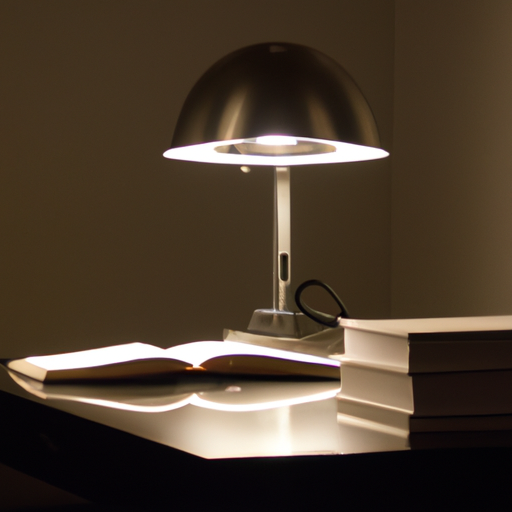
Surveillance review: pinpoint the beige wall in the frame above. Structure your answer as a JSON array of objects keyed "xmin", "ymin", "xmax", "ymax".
[
  {"xmin": 392, "ymin": 0, "xmax": 512, "ymax": 317},
  {"xmin": 5, "ymin": 0, "xmax": 510, "ymax": 360},
  {"xmin": 0, "ymin": 0, "xmax": 394, "ymax": 357}
]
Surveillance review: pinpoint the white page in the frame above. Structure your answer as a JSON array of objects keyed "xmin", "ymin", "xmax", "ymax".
[
  {"xmin": 23, "ymin": 342, "xmax": 165, "ymax": 371},
  {"xmin": 165, "ymin": 341, "xmax": 341, "ymax": 367}
]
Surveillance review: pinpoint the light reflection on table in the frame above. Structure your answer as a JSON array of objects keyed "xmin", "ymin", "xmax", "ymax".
[{"xmin": 2, "ymin": 368, "xmax": 409, "ymax": 459}]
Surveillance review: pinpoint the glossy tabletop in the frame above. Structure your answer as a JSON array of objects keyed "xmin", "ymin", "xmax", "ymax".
[{"xmin": 0, "ymin": 366, "xmax": 511, "ymax": 510}]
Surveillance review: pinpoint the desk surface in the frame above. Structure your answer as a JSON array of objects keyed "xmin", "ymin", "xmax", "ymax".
[{"xmin": 1, "ymin": 367, "xmax": 511, "ymax": 510}]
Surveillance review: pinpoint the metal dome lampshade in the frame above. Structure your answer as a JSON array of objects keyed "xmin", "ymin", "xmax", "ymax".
[{"xmin": 164, "ymin": 42, "xmax": 388, "ymax": 339}]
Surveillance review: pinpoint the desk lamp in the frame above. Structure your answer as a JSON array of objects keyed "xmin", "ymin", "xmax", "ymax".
[{"xmin": 164, "ymin": 43, "xmax": 388, "ymax": 340}]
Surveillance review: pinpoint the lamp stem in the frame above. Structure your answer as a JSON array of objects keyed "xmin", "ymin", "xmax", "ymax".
[
  {"xmin": 244, "ymin": 167, "xmax": 323, "ymax": 338},
  {"xmin": 273, "ymin": 166, "xmax": 295, "ymax": 312}
]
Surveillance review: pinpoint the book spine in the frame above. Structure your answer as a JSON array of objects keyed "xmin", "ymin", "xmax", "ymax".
[
  {"xmin": 411, "ymin": 369, "xmax": 512, "ymax": 416},
  {"xmin": 341, "ymin": 327, "xmax": 512, "ymax": 373},
  {"xmin": 410, "ymin": 414, "xmax": 512, "ymax": 432},
  {"xmin": 409, "ymin": 338, "xmax": 512, "ymax": 373}
]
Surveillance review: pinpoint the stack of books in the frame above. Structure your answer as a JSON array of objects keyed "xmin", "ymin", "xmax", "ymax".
[{"xmin": 332, "ymin": 315, "xmax": 512, "ymax": 447}]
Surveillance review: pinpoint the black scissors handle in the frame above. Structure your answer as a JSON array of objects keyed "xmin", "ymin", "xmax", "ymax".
[{"xmin": 295, "ymin": 279, "xmax": 350, "ymax": 328}]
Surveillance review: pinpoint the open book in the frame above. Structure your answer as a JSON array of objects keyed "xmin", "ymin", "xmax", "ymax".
[{"xmin": 5, "ymin": 340, "xmax": 340, "ymax": 382}]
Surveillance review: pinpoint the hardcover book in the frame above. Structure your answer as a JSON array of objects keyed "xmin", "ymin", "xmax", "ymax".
[
  {"xmin": 338, "ymin": 361, "xmax": 512, "ymax": 417},
  {"xmin": 335, "ymin": 315, "xmax": 512, "ymax": 373}
]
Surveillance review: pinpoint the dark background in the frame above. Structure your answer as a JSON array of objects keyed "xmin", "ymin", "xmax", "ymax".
[
  {"xmin": 3, "ymin": 1, "xmax": 512, "ymax": 508},
  {"xmin": 0, "ymin": 0, "xmax": 393, "ymax": 358}
]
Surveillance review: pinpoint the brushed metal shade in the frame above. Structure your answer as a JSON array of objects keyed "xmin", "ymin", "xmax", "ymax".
[{"xmin": 164, "ymin": 42, "xmax": 388, "ymax": 166}]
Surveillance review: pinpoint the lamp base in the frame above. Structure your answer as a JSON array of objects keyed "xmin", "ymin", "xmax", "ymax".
[
  {"xmin": 223, "ymin": 321, "xmax": 344, "ymax": 359},
  {"xmin": 248, "ymin": 309, "xmax": 325, "ymax": 339},
  {"xmin": 223, "ymin": 304, "xmax": 344, "ymax": 357}
]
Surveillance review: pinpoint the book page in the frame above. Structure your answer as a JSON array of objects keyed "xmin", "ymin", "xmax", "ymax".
[
  {"xmin": 165, "ymin": 341, "xmax": 341, "ymax": 368},
  {"xmin": 20, "ymin": 342, "xmax": 165, "ymax": 371},
  {"xmin": 202, "ymin": 355, "xmax": 340, "ymax": 379}
]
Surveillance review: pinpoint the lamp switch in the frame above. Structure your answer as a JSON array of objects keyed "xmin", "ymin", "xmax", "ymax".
[{"xmin": 279, "ymin": 252, "xmax": 289, "ymax": 282}]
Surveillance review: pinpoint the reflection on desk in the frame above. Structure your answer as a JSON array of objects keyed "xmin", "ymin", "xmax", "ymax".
[
  {"xmin": 6, "ymin": 369, "xmax": 342, "ymax": 459},
  {"xmin": 2, "ymin": 366, "xmax": 512, "ymax": 511},
  {"xmin": 3, "ymin": 366, "xmax": 512, "ymax": 460}
]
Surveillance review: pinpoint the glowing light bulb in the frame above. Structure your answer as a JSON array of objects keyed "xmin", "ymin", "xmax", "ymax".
[{"xmin": 255, "ymin": 135, "xmax": 298, "ymax": 146}]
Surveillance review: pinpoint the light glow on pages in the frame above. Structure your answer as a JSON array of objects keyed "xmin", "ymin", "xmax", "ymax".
[{"xmin": 21, "ymin": 341, "xmax": 340, "ymax": 372}]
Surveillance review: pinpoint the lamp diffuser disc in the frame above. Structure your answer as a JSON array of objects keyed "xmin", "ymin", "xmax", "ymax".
[{"xmin": 164, "ymin": 43, "xmax": 388, "ymax": 166}]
